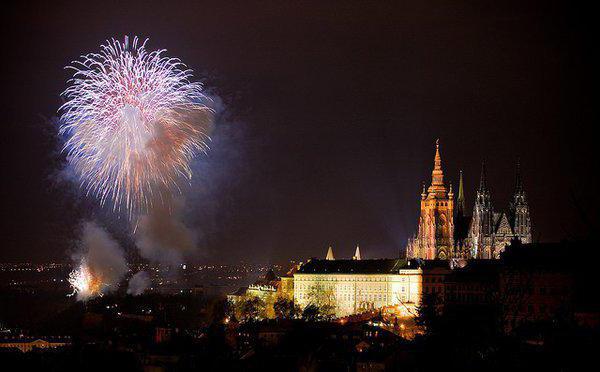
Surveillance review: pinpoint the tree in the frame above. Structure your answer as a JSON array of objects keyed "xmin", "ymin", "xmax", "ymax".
[
  {"xmin": 237, "ymin": 296, "xmax": 265, "ymax": 322},
  {"xmin": 305, "ymin": 283, "xmax": 336, "ymax": 320},
  {"xmin": 273, "ymin": 297, "xmax": 297, "ymax": 319},
  {"xmin": 415, "ymin": 292, "xmax": 441, "ymax": 335},
  {"xmin": 301, "ymin": 304, "xmax": 321, "ymax": 322},
  {"xmin": 207, "ymin": 297, "xmax": 230, "ymax": 325}
]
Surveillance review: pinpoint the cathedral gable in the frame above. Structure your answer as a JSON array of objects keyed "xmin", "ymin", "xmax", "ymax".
[{"xmin": 495, "ymin": 213, "xmax": 513, "ymax": 236}]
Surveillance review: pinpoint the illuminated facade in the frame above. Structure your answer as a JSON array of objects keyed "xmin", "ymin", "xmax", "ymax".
[
  {"xmin": 293, "ymin": 248, "xmax": 422, "ymax": 318},
  {"xmin": 406, "ymin": 140, "xmax": 455, "ymax": 259},
  {"xmin": 464, "ymin": 161, "xmax": 532, "ymax": 259},
  {"xmin": 407, "ymin": 140, "xmax": 532, "ymax": 260},
  {"xmin": 228, "ymin": 269, "xmax": 280, "ymax": 318},
  {"xmin": 0, "ymin": 337, "xmax": 71, "ymax": 352}
]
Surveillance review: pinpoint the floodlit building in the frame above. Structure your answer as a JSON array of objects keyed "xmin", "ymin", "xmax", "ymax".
[
  {"xmin": 406, "ymin": 140, "xmax": 455, "ymax": 259},
  {"xmin": 0, "ymin": 336, "xmax": 71, "ymax": 352},
  {"xmin": 293, "ymin": 248, "xmax": 422, "ymax": 318},
  {"xmin": 407, "ymin": 140, "xmax": 532, "ymax": 260}
]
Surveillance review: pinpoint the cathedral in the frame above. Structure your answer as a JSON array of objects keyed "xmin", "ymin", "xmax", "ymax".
[{"xmin": 406, "ymin": 140, "xmax": 531, "ymax": 260}]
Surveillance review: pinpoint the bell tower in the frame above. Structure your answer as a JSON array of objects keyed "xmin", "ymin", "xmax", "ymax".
[
  {"xmin": 509, "ymin": 160, "xmax": 532, "ymax": 243},
  {"xmin": 468, "ymin": 161, "xmax": 494, "ymax": 258},
  {"xmin": 407, "ymin": 140, "xmax": 454, "ymax": 259}
]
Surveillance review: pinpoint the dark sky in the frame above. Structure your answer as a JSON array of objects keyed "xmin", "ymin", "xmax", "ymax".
[{"xmin": 1, "ymin": 1, "xmax": 596, "ymax": 263}]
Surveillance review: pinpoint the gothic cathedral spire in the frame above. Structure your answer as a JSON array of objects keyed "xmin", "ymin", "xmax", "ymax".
[
  {"xmin": 406, "ymin": 140, "xmax": 454, "ymax": 260},
  {"xmin": 427, "ymin": 139, "xmax": 447, "ymax": 198},
  {"xmin": 457, "ymin": 170, "xmax": 466, "ymax": 217},
  {"xmin": 509, "ymin": 159, "xmax": 532, "ymax": 244},
  {"xmin": 479, "ymin": 160, "xmax": 488, "ymax": 192},
  {"xmin": 469, "ymin": 161, "xmax": 494, "ymax": 258}
]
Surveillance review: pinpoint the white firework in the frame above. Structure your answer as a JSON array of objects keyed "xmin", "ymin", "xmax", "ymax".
[{"xmin": 59, "ymin": 36, "xmax": 212, "ymax": 219}]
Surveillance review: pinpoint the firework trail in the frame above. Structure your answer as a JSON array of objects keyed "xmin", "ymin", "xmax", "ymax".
[{"xmin": 59, "ymin": 36, "xmax": 213, "ymax": 219}]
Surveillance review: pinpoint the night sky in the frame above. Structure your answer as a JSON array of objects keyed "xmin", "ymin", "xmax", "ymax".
[{"xmin": 1, "ymin": 1, "xmax": 596, "ymax": 263}]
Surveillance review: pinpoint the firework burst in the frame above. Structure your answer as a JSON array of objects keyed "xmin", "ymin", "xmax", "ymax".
[
  {"xmin": 68, "ymin": 259, "xmax": 104, "ymax": 300},
  {"xmin": 59, "ymin": 36, "xmax": 212, "ymax": 218}
]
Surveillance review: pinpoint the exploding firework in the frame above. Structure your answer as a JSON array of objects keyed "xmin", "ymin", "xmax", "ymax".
[
  {"xmin": 67, "ymin": 221, "xmax": 129, "ymax": 301},
  {"xmin": 59, "ymin": 36, "xmax": 212, "ymax": 218},
  {"xmin": 68, "ymin": 260, "xmax": 104, "ymax": 300}
]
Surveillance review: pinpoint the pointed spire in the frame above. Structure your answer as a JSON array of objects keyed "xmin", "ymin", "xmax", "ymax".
[
  {"xmin": 353, "ymin": 245, "xmax": 361, "ymax": 260},
  {"xmin": 515, "ymin": 158, "xmax": 523, "ymax": 193},
  {"xmin": 457, "ymin": 170, "xmax": 466, "ymax": 214},
  {"xmin": 479, "ymin": 161, "xmax": 488, "ymax": 192},
  {"xmin": 431, "ymin": 139, "xmax": 444, "ymax": 186},
  {"xmin": 434, "ymin": 139, "xmax": 442, "ymax": 170},
  {"xmin": 326, "ymin": 246, "xmax": 335, "ymax": 260},
  {"xmin": 426, "ymin": 139, "xmax": 447, "ymax": 198}
]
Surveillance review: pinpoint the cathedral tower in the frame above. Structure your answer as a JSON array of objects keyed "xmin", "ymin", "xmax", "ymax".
[
  {"xmin": 509, "ymin": 160, "xmax": 532, "ymax": 243},
  {"xmin": 407, "ymin": 140, "xmax": 454, "ymax": 259},
  {"xmin": 468, "ymin": 162, "xmax": 494, "ymax": 258},
  {"xmin": 453, "ymin": 170, "xmax": 470, "ymax": 257}
]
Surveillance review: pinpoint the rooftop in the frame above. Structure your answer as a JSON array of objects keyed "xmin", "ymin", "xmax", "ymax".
[{"xmin": 297, "ymin": 259, "xmax": 414, "ymax": 275}]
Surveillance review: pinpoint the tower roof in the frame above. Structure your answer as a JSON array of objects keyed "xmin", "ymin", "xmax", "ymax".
[
  {"xmin": 427, "ymin": 139, "xmax": 447, "ymax": 198},
  {"xmin": 479, "ymin": 161, "xmax": 488, "ymax": 192},
  {"xmin": 353, "ymin": 245, "xmax": 361, "ymax": 260},
  {"xmin": 326, "ymin": 246, "xmax": 335, "ymax": 260},
  {"xmin": 457, "ymin": 170, "xmax": 466, "ymax": 215},
  {"xmin": 515, "ymin": 158, "xmax": 523, "ymax": 193}
]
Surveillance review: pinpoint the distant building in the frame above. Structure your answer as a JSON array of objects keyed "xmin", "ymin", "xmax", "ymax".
[
  {"xmin": 416, "ymin": 241, "xmax": 598, "ymax": 332},
  {"xmin": 0, "ymin": 336, "xmax": 71, "ymax": 352},
  {"xmin": 228, "ymin": 269, "xmax": 282, "ymax": 318},
  {"xmin": 407, "ymin": 140, "xmax": 532, "ymax": 260}
]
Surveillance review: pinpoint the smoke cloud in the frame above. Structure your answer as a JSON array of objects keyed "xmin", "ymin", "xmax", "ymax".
[
  {"xmin": 127, "ymin": 271, "xmax": 151, "ymax": 296},
  {"xmin": 135, "ymin": 197, "xmax": 199, "ymax": 267},
  {"xmin": 70, "ymin": 220, "xmax": 128, "ymax": 300}
]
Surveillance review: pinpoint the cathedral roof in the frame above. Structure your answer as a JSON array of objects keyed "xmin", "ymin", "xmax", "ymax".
[
  {"xmin": 426, "ymin": 139, "xmax": 448, "ymax": 198},
  {"xmin": 297, "ymin": 258, "xmax": 413, "ymax": 274}
]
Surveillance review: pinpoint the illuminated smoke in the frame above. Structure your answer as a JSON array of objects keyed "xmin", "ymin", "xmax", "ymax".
[
  {"xmin": 68, "ymin": 221, "xmax": 128, "ymax": 300},
  {"xmin": 135, "ymin": 197, "xmax": 198, "ymax": 267},
  {"xmin": 127, "ymin": 271, "xmax": 151, "ymax": 296}
]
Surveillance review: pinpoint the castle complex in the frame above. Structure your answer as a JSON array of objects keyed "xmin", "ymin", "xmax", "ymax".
[
  {"xmin": 406, "ymin": 140, "xmax": 532, "ymax": 260},
  {"xmin": 229, "ymin": 140, "xmax": 534, "ymax": 319}
]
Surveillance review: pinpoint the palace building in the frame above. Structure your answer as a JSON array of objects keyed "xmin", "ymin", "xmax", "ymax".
[
  {"xmin": 407, "ymin": 141, "xmax": 532, "ymax": 260},
  {"xmin": 293, "ymin": 246, "xmax": 422, "ymax": 318}
]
